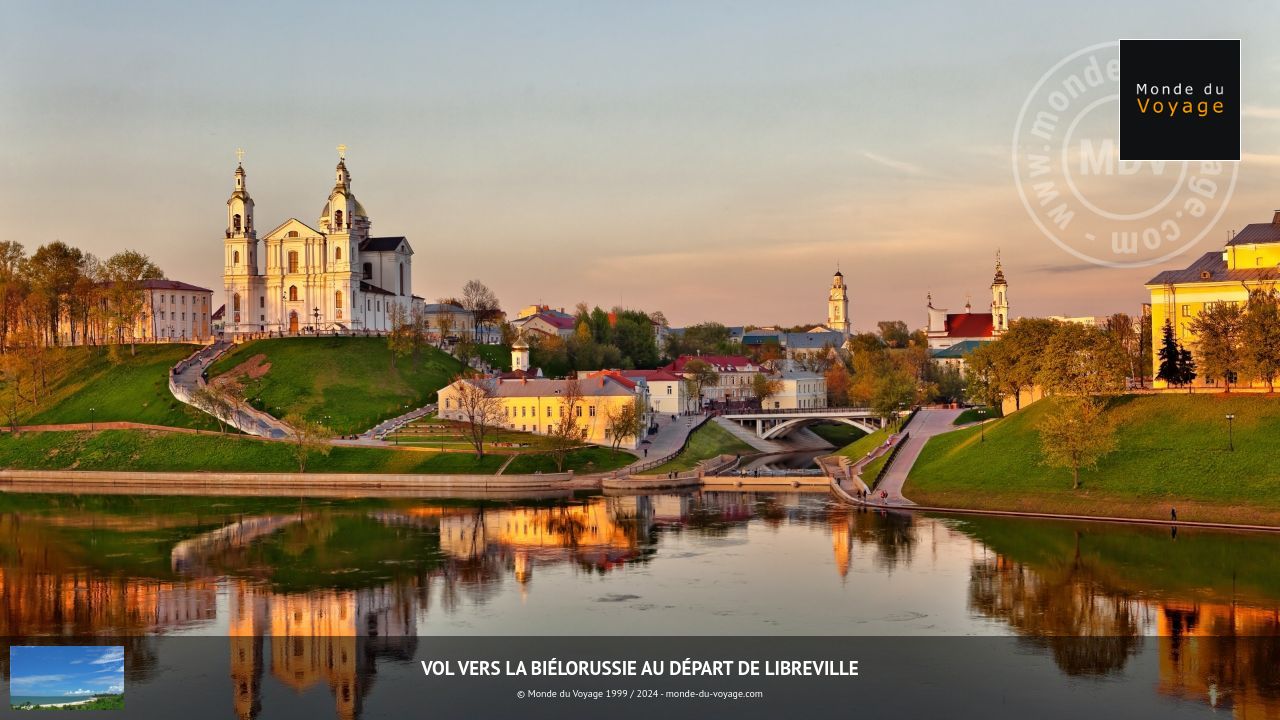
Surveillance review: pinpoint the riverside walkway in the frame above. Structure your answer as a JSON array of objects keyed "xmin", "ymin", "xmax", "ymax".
[{"xmin": 873, "ymin": 407, "xmax": 965, "ymax": 505}]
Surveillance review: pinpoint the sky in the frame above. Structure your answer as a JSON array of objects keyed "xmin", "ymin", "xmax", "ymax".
[
  {"xmin": 9, "ymin": 646, "xmax": 124, "ymax": 698},
  {"xmin": 3, "ymin": 1, "xmax": 1280, "ymax": 329}
]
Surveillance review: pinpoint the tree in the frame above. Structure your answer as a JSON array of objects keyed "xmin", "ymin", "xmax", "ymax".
[
  {"xmin": 1177, "ymin": 345, "xmax": 1197, "ymax": 390},
  {"xmin": 451, "ymin": 375, "xmax": 503, "ymax": 458},
  {"xmin": 102, "ymin": 250, "xmax": 163, "ymax": 354},
  {"xmin": 681, "ymin": 359, "xmax": 719, "ymax": 412},
  {"xmin": 877, "ymin": 320, "xmax": 910, "ymax": 348},
  {"xmin": 547, "ymin": 376, "xmax": 585, "ymax": 471},
  {"xmin": 824, "ymin": 362, "xmax": 851, "ymax": 406},
  {"xmin": 1104, "ymin": 312, "xmax": 1139, "ymax": 383},
  {"xmin": 605, "ymin": 397, "xmax": 644, "ymax": 451},
  {"xmin": 25, "ymin": 241, "xmax": 88, "ymax": 346},
  {"xmin": 871, "ymin": 366, "xmax": 916, "ymax": 422},
  {"xmin": 1241, "ymin": 288, "xmax": 1280, "ymax": 391},
  {"xmin": 1189, "ymin": 301, "xmax": 1245, "ymax": 391},
  {"xmin": 1036, "ymin": 323, "xmax": 1127, "ymax": 397},
  {"xmin": 1038, "ymin": 396, "xmax": 1115, "ymax": 489},
  {"xmin": 189, "ymin": 384, "xmax": 232, "ymax": 434},
  {"xmin": 284, "ymin": 412, "xmax": 332, "ymax": 472},
  {"xmin": 0, "ymin": 241, "xmax": 27, "ymax": 352},
  {"xmin": 460, "ymin": 279, "xmax": 503, "ymax": 325},
  {"xmin": 964, "ymin": 341, "xmax": 1003, "ymax": 408},
  {"xmin": 749, "ymin": 372, "xmax": 783, "ymax": 406},
  {"xmin": 1156, "ymin": 318, "xmax": 1181, "ymax": 386}
]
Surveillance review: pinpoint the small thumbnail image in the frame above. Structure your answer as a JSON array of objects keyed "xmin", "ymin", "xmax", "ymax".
[{"xmin": 9, "ymin": 646, "xmax": 124, "ymax": 711}]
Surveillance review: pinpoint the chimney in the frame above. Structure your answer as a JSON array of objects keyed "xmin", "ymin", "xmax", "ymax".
[{"xmin": 1273, "ymin": 210, "xmax": 1280, "ymax": 225}]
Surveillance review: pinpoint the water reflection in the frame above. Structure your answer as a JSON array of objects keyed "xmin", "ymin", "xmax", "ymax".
[{"xmin": 7, "ymin": 494, "xmax": 1280, "ymax": 717}]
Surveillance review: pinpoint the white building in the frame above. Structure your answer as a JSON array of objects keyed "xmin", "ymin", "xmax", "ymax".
[
  {"xmin": 222, "ymin": 150, "xmax": 415, "ymax": 337},
  {"xmin": 771, "ymin": 364, "xmax": 828, "ymax": 410}
]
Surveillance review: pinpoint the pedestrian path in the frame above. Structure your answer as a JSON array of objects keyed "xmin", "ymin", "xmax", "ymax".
[
  {"xmin": 169, "ymin": 341, "xmax": 293, "ymax": 440},
  {"xmin": 619, "ymin": 413, "xmax": 708, "ymax": 473},
  {"xmin": 872, "ymin": 407, "xmax": 965, "ymax": 506}
]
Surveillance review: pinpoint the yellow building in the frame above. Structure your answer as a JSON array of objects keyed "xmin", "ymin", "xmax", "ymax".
[
  {"xmin": 437, "ymin": 372, "xmax": 648, "ymax": 450},
  {"xmin": 1145, "ymin": 210, "xmax": 1280, "ymax": 389}
]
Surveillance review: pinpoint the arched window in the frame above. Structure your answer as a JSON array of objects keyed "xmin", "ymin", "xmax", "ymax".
[
  {"xmin": 232, "ymin": 214, "xmax": 242, "ymax": 232},
  {"xmin": 362, "ymin": 262, "xmax": 372, "ymax": 280},
  {"xmin": 289, "ymin": 285, "xmax": 298, "ymax": 301},
  {"xmin": 336, "ymin": 246, "xmax": 342, "ymax": 261},
  {"xmin": 232, "ymin": 293, "xmax": 241, "ymax": 312},
  {"xmin": 233, "ymin": 250, "xmax": 239, "ymax": 265},
  {"xmin": 398, "ymin": 263, "xmax": 405, "ymax": 295},
  {"xmin": 334, "ymin": 209, "xmax": 343, "ymax": 228},
  {"xmin": 287, "ymin": 251, "xmax": 299, "ymax": 273},
  {"xmin": 334, "ymin": 290, "xmax": 343, "ymax": 309}
]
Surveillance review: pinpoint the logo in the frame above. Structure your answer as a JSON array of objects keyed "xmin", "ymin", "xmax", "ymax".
[{"xmin": 1012, "ymin": 41, "xmax": 1238, "ymax": 268}]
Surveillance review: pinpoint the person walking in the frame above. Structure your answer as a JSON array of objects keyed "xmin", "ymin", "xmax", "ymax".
[{"xmin": 1171, "ymin": 507, "xmax": 1177, "ymax": 522}]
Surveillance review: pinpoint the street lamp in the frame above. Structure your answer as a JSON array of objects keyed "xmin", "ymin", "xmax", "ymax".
[
  {"xmin": 1226, "ymin": 413, "xmax": 1236, "ymax": 452},
  {"xmin": 89, "ymin": 407, "xmax": 95, "ymax": 432},
  {"xmin": 312, "ymin": 307, "xmax": 321, "ymax": 333},
  {"xmin": 978, "ymin": 408, "xmax": 987, "ymax": 443}
]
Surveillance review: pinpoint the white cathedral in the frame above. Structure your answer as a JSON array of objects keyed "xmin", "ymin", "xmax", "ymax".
[{"xmin": 222, "ymin": 150, "xmax": 415, "ymax": 336}]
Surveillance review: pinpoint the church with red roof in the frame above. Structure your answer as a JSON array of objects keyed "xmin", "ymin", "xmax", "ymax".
[{"xmin": 925, "ymin": 254, "xmax": 1009, "ymax": 351}]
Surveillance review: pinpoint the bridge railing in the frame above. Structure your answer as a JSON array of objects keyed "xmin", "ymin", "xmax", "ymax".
[{"xmin": 722, "ymin": 406, "xmax": 876, "ymax": 417}]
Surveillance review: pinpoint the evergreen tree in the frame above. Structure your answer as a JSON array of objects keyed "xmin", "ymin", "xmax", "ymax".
[
  {"xmin": 1156, "ymin": 319, "xmax": 1181, "ymax": 385},
  {"xmin": 1177, "ymin": 345, "xmax": 1197, "ymax": 390}
]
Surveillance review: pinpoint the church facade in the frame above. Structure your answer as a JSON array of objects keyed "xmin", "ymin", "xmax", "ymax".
[
  {"xmin": 926, "ymin": 254, "xmax": 1009, "ymax": 351},
  {"xmin": 222, "ymin": 152, "xmax": 415, "ymax": 336}
]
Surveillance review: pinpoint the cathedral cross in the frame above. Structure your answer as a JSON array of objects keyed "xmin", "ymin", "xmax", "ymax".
[
  {"xmin": 337, "ymin": 144, "xmax": 347, "ymax": 160},
  {"xmin": 235, "ymin": 147, "xmax": 244, "ymax": 163}
]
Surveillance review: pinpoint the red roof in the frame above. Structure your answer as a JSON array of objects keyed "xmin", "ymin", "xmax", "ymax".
[
  {"xmin": 664, "ymin": 355, "xmax": 757, "ymax": 373},
  {"xmin": 944, "ymin": 313, "xmax": 994, "ymax": 339},
  {"xmin": 582, "ymin": 370, "xmax": 638, "ymax": 390},
  {"xmin": 622, "ymin": 369, "xmax": 682, "ymax": 382}
]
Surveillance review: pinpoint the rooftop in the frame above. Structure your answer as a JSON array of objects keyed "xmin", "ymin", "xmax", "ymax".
[{"xmin": 1146, "ymin": 250, "xmax": 1280, "ymax": 285}]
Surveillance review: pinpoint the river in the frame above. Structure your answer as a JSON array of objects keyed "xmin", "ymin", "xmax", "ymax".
[{"xmin": 2, "ymin": 489, "xmax": 1278, "ymax": 717}]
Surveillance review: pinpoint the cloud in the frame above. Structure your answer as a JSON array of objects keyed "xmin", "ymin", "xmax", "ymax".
[
  {"xmin": 10, "ymin": 674, "xmax": 69, "ymax": 688},
  {"xmin": 64, "ymin": 689, "xmax": 94, "ymax": 696},
  {"xmin": 861, "ymin": 150, "xmax": 931, "ymax": 177},
  {"xmin": 89, "ymin": 647, "xmax": 124, "ymax": 665},
  {"xmin": 94, "ymin": 664, "xmax": 124, "ymax": 673}
]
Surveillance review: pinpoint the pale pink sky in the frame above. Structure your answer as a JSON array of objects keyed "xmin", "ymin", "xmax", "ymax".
[{"xmin": 3, "ymin": 2, "xmax": 1279, "ymax": 329}]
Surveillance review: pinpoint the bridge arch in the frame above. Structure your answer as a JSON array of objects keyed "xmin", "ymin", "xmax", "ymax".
[{"xmin": 760, "ymin": 416, "xmax": 881, "ymax": 440}]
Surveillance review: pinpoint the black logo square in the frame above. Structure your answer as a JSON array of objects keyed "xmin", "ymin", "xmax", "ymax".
[{"xmin": 1119, "ymin": 39, "xmax": 1240, "ymax": 161}]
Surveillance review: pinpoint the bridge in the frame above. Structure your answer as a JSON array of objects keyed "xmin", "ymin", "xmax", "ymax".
[{"xmin": 720, "ymin": 406, "xmax": 885, "ymax": 439}]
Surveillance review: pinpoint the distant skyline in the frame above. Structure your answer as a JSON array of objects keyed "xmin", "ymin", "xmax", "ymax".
[
  {"xmin": 9, "ymin": 646, "xmax": 124, "ymax": 697},
  {"xmin": 4, "ymin": 2, "xmax": 1280, "ymax": 328}
]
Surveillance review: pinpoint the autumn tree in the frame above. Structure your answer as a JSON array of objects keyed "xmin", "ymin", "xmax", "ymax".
[
  {"xmin": 749, "ymin": 372, "xmax": 783, "ymax": 406},
  {"xmin": 284, "ymin": 412, "xmax": 332, "ymax": 472},
  {"xmin": 1190, "ymin": 301, "xmax": 1245, "ymax": 391},
  {"xmin": 1039, "ymin": 396, "xmax": 1115, "ymax": 489},
  {"xmin": 680, "ymin": 359, "xmax": 719, "ymax": 412},
  {"xmin": 1241, "ymin": 288, "xmax": 1280, "ymax": 391},
  {"xmin": 1037, "ymin": 322, "xmax": 1127, "ymax": 397},
  {"xmin": 189, "ymin": 384, "xmax": 233, "ymax": 434},
  {"xmin": 102, "ymin": 250, "xmax": 163, "ymax": 354},
  {"xmin": 451, "ymin": 375, "xmax": 504, "ymax": 458},
  {"xmin": 605, "ymin": 397, "xmax": 644, "ymax": 451},
  {"xmin": 547, "ymin": 376, "xmax": 585, "ymax": 471},
  {"xmin": 824, "ymin": 362, "xmax": 851, "ymax": 406}
]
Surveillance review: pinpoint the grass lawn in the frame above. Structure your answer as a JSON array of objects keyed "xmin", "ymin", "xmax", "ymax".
[
  {"xmin": 648, "ymin": 421, "xmax": 755, "ymax": 473},
  {"xmin": 21, "ymin": 344, "xmax": 219, "ymax": 430},
  {"xmin": 834, "ymin": 426, "xmax": 890, "ymax": 461},
  {"xmin": 0, "ymin": 430, "xmax": 505, "ymax": 474},
  {"xmin": 809, "ymin": 422, "xmax": 866, "ymax": 447},
  {"xmin": 207, "ymin": 337, "xmax": 462, "ymax": 435},
  {"xmin": 471, "ymin": 343, "xmax": 511, "ymax": 371},
  {"xmin": 503, "ymin": 446, "xmax": 633, "ymax": 474},
  {"xmin": 861, "ymin": 451, "xmax": 891, "ymax": 486},
  {"xmin": 909, "ymin": 394, "xmax": 1280, "ymax": 525},
  {"xmin": 953, "ymin": 406, "xmax": 1000, "ymax": 425}
]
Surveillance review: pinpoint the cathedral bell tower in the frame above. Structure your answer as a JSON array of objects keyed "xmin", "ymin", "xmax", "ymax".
[
  {"xmin": 827, "ymin": 268, "xmax": 850, "ymax": 338},
  {"xmin": 990, "ymin": 251, "xmax": 1009, "ymax": 335},
  {"xmin": 225, "ymin": 151, "xmax": 258, "ymax": 277}
]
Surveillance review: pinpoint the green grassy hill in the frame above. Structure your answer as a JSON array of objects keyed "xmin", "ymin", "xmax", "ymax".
[
  {"xmin": 649, "ymin": 421, "xmax": 755, "ymax": 473},
  {"xmin": 208, "ymin": 337, "xmax": 462, "ymax": 435},
  {"xmin": 19, "ymin": 344, "xmax": 216, "ymax": 429},
  {"xmin": 0, "ymin": 430, "xmax": 505, "ymax": 474},
  {"xmin": 909, "ymin": 394, "xmax": 1280, "ymax": 525}
]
